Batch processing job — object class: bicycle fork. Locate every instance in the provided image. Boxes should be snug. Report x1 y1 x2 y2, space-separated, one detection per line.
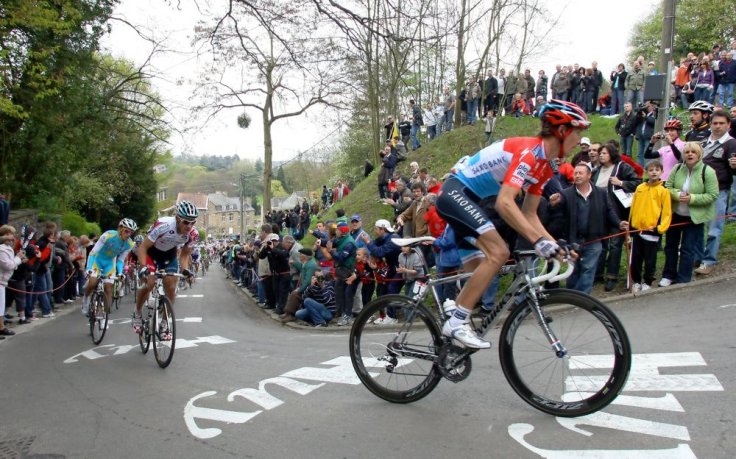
526 289 568 358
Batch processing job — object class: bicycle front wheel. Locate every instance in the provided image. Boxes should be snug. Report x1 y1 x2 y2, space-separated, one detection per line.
152 296 176 368
499 289 631 417
349 295 443 403
89 292 108 345
112 282 120 310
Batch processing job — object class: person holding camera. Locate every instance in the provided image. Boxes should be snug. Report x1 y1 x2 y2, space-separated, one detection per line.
316 221 356 327
635 101 657 166
295 271 336 327
644 119 685 180
260 233 290 315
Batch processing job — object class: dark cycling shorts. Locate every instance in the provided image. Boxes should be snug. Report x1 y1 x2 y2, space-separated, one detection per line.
435 176 496 248
145 247 179 274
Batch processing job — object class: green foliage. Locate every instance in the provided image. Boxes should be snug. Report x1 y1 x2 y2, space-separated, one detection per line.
85 222 102 237
629 1 736 63
0 1 163 231
61 211 99 236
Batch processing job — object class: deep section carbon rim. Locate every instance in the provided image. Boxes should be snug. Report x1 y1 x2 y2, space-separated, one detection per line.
349 295 443 403
499 289 631 417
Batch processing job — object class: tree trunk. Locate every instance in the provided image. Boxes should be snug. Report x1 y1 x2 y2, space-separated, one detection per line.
455 0 467 127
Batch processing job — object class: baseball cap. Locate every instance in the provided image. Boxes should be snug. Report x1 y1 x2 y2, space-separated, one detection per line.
350 214 362 222
298 248 313 257
375 219 394 232
580 137 591 146
266 233 280 242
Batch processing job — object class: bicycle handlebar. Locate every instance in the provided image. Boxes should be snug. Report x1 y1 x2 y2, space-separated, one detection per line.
530 258 575 285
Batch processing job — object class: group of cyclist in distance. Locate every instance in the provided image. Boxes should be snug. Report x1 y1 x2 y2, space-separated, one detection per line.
82 201 200 335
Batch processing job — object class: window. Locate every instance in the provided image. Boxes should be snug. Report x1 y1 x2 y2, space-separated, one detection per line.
229 212 234 222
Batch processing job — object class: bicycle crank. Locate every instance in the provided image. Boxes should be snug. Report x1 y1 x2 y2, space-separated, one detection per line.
437 343 473 383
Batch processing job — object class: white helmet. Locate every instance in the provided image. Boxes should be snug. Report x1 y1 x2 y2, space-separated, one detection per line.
119 218 138 232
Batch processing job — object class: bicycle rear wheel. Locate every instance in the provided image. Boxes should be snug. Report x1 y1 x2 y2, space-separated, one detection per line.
152 296 176 368
349 295 443 403
499 289 631 417
89 292 108 345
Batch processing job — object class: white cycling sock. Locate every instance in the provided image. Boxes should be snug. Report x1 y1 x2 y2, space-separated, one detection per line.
448 305 472 328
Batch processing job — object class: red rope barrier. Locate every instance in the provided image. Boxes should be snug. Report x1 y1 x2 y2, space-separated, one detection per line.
5 268 80 294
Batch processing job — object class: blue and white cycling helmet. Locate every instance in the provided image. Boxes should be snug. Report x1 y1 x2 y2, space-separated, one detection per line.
119 218 138 232
176 200 198 220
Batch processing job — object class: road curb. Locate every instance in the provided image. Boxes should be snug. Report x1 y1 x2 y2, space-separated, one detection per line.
600 272 736 304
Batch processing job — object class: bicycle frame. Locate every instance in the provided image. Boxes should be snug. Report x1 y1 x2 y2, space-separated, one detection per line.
401 243 574 354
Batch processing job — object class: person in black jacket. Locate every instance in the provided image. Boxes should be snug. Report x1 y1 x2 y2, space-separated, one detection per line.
615 102 638 156
591 143 641 291
635 101 657 166
259 233 291 313
548 163 627 294
483 69 498 115
610 64 628 114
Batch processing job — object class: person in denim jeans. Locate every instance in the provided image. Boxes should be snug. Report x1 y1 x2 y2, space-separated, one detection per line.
548 163 627 294
443 87 455 132
694 110 736 276
661 142 718 286
409 99 422 150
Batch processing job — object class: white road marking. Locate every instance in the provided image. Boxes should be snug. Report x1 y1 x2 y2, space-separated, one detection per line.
508 424 697 458
64 335 235 363
718 303 736 309
177 294 204 298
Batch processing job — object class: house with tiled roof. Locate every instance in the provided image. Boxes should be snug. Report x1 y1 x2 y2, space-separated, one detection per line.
206 191 256 238
160 192 210 231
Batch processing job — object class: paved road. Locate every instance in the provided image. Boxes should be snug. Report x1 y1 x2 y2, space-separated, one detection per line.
0 268 733 458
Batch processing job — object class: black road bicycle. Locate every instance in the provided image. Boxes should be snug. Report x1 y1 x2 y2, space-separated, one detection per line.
349 237 632 417
88 275 112 345
137 270 183 368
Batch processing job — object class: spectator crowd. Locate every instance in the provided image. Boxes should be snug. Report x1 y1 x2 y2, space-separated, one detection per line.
3 43 736 333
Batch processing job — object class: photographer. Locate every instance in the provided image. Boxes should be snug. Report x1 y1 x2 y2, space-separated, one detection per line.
295 271 336 327
635 101 657 167
261 233 291 315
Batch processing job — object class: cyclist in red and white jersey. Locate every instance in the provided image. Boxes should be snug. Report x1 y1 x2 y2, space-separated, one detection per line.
436 100 590 348
132 200 199 333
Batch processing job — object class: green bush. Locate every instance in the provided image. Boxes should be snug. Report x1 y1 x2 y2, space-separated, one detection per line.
62 211 100 236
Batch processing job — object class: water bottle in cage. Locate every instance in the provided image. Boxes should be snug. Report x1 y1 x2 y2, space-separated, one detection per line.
412 280 427 297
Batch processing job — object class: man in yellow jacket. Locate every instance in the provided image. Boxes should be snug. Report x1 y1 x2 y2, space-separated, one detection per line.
629 159 672 292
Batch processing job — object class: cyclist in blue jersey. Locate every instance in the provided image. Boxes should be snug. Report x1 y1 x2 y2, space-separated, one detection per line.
435 100 590 348
82 218 138 316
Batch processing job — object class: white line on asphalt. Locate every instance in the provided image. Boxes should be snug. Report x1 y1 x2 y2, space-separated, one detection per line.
719 303 736 309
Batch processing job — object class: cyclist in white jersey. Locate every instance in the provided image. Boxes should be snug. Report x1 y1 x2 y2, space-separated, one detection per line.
435 100 590 348
132 201 199 333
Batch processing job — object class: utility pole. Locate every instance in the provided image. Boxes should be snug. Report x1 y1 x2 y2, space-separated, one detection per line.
239 173 246 240
655 0 676 139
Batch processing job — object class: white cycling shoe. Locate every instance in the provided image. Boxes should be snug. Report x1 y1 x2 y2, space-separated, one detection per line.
442 321 491 349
